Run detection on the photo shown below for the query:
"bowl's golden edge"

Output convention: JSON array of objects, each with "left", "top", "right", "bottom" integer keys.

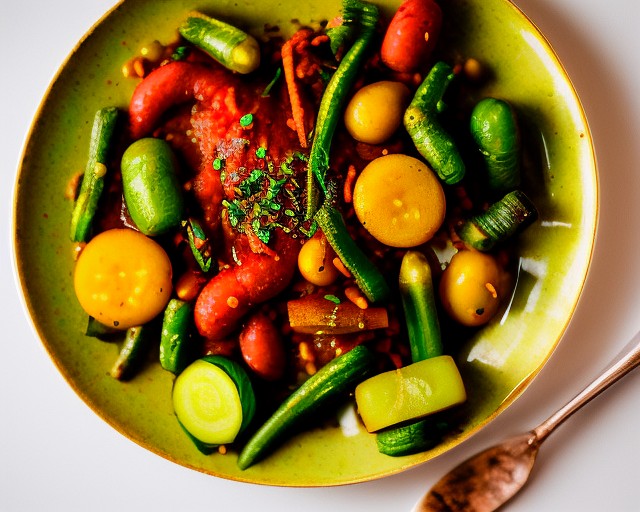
[{"left": 11, "top": 0, "right": 600, "bottom": 487}]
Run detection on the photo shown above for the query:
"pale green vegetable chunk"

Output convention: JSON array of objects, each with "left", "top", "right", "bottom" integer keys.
[{"left": 355, "top": 355, "right": 466, "bottom": 432}]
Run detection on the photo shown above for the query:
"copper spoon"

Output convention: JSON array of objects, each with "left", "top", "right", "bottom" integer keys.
[{"left": 414, "top": 329, "right": 640, "bottom": 512}]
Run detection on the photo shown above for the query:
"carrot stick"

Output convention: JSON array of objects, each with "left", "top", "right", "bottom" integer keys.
[
  {"left": 343, "top": 164, "right": 357, "bottom": 203},
  {"left": 287, "top": 293, "right": 388, "bottom": 335},
  {"left": 282, "top": 30, "right": 312, "bottom": 148}
]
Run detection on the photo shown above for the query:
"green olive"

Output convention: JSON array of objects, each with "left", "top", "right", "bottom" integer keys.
[
  {"left": 439, "top": 250, "right": 503, "bottom": 327},
  {"left": 121, "top": 138, "right": 185, "bottom": 236},
  {"left": 344, "top": 81, "right": 411, "bottom": 145}
]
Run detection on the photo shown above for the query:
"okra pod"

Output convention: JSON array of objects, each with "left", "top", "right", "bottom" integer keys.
[
  {"left": 404, "top": 61, "right": 465, "bottom": 185},
  {"left": 70, "top": 107, "right": 121, "bottom": 242}
]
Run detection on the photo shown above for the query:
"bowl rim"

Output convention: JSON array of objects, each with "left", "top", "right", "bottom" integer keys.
[{"left": 11, "top": 0, "right": 599, "bottom": 486}]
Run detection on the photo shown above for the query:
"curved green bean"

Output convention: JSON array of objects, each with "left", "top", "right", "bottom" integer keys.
[{"left": 404, "top": 61, "right": 465, "bottom": 185}]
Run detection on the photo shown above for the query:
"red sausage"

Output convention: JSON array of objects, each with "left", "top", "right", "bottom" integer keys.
[
  {"left": 239, "top": 312, "right": 287, "bottom": 381},
  {"left": 194, "top": 230, "right": 301, "bottom": 340},
  {"left": 194, "top": 268, "right": 252, "bottom": 340},
  {"left": 381, "top": 0, "right": 443, "bottom": 73},
  {"left": 128, "top": 61, "right": 227, "bottom": 139}
]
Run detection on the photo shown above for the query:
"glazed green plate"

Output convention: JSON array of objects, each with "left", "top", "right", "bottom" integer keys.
[{"left": 13, "top": 0, "right": 597, "bottom": 486}]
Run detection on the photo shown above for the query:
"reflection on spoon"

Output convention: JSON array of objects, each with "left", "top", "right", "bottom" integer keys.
[{"left": 414, "top": 329, "right": 640, "bottom": 512}]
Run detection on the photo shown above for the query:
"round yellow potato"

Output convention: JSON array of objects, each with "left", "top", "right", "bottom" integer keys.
[
  {"left": 74, "top": 228, "right": 173, "bottom": 329},
  {"left": 298, "top": 234, "right": 340, "bottom": 286},
  {"left": 352, "top": 154, "right": 446, "bottom": 247},
  {"left": 439, "top": 249, "right": 503, "bottom": 327},
  {"left": 344, "top": 81, "right": 410, "bottom": 144}
]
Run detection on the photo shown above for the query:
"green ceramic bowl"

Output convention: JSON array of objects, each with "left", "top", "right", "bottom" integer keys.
[{"left": 13, "top": 0, "right": 597, "bottom": 486}]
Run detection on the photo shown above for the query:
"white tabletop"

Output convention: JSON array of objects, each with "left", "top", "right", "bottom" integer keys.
[{"left": 2, "top": 1, "right": 639, "bottom": 511}]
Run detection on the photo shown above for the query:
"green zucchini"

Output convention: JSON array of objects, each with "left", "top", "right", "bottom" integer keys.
[
  {"left": 470, "top": 97, "right": 521, "bottom": 194},
  {"left": 457, "top": 189, "right": 538, "bottom": 251},
  {"left": 111, "top": 325, "right": 152, "bottom": 381},
  {"left": 70, "top": 107, "right": 121, "bottom": 242},
  {"left": 237, "top": 344, "right": 377, "bottom": 470},
  {"left": 178, "top": 12, "right": 260, "bottom": 74},
  {"left": 121, "top": 138, "right": 185, "bottom": 236},
  {"left": 160, "top": 299, "right": 194, "bottom": 374},
  {"left": 173, "top": 356, "right": 256, "bottom": 453}
]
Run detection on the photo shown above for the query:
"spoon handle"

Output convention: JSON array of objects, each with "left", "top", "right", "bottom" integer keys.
[{"left": 533, "top": 330, "right": 640, "bottom": 442}]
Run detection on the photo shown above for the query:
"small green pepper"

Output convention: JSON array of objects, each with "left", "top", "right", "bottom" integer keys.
[
  {"left": 376, "top": 250, "right": 444, "bottom": 456},
  {"left": 404, "top": 61, "right": 465, "bottom": 185},
  {"left": 470, "top": 97, "right": 521, "bottom": 194}
]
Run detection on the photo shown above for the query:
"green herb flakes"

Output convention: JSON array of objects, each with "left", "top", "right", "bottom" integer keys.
[{"left": 240, "top": 113, "right": 254, "bottom": 127}]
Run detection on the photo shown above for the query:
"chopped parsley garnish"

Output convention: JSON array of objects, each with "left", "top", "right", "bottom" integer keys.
[
  {"left": 324, "top": 294, "right": 341, "bottom": 304},
  {"left": 221, "top": 152, "right": 313, "bottom": 245},
  {"left": 239, "top": 113, "right": 254, "bottom": 127}
]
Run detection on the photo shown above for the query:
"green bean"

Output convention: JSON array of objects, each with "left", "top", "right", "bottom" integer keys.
[
  {"left": 404, "top": 61, "right": 465, "bottom": 185},
  {"left": 160, "top": 299, "right": 195, "bottom": 374},
  {"left": 306, "top": 0, "right": 379, "bottom": 218},
  {"left": 315, "top": 203, "right": 390, "bottom": 303},
  {"left": 111, "top": 325, "right": 153, "bottom": 381}
]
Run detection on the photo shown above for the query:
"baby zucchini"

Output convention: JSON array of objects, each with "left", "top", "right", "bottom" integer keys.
[
  {"left": 121, "top": 138, "right": 185, "bottom": 236},
  {"left": 404, "top": 61, "right": 465, "bottom": 185},
  {"left": 470, "top": 97, "right": 521, "bottom": 194},
  {"left": 179, "top": 12, "right": 260, "bottom": 74},
  {"left": 457, "top": 189, "right": 538, "bottom": 251},
  {"left": 237, "top": 344, "right": 377, "bottom": 470},
  {"left": 70, "top": 107, "right": 121, "bottom": 242}
]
